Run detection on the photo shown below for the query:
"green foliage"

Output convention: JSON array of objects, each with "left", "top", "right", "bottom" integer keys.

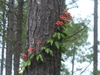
[
  {"left": 86, "top": 54, "right": 93, "bottom": 59},
  {"left": 19, "top": 54, "right": 34, "bottom": 73},
  {"left": 61, "top": 20, "right": 90, "bottom": 75},
  {"left": 41, "top": 47, "right": 53, "bottom": 56},
  {"left": 54, "top": 41, "right": 62, "bottom": 49},
  {"left": 46, "top": 38, "right": 54, "bottom": 45},
  {"left": 63, "top": 22, "right": 89, "bottom": 55},
  {"left": 21, "top": 24, "right": 26, "bottom": 52},
  {"left": 21, "top": 7, "right": 27, "bottom": 52},
  {"left": 36, "top": 54, "right": 43, "bottom": 62},
  {"left": 20, "top": 59, "right": 31, "bottom": 71}
]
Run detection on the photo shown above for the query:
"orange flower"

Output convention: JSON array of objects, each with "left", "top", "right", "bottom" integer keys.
[
  {"left": 59, "top": 21, "right": 63, "bottom": 26},
  {"left": 59, "top": 15, "right": 64, "bottom": 19},
  {"left": 63, "top": 10, "right": 72, "bottom": 20},
  {"left": 22, "top": 53, "right": 28, "bottom": 58},
  {"left": 56, "top": 21, "right": 63, "bottom": 26},
  {"left": 27, "top": 48, "right": 35, "bottom": 52},
  {"left": 37, "top": 40, "right": 43, "bottom": 45},
  {"left": 56, "top": 21, "right": 60, "bottom": 25},
  {"left": 59, "top": 15, "right": 68, "bottom": 22}
]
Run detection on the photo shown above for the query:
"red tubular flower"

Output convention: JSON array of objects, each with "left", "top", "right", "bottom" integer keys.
[
  {"left": 56, "top": 21, "right": 60, "bottom": 25},
  {"left": 22, "top": 53, "right": 28, "bottom": 58},
  {"left": 59, "top": 15, "right": 69, "bottom": 22},
  {"left": 59, "top": 21, "right": 63, "bottom": 26},
  {"left": 59, "top": 15, "right": 64, "bottom": 19},
  {"left": 62, "top": 17, "right": 67, "bottom": 21},
  {"left": 37, "top": 40, "right": 43, "bottom": 45},
  {"left": 27, "top": 48, "right": 35, "bottom": 52},
  {"left": 56, "top": 21, "right": 63, "bottom": 26},
  {"left": 63, "top": 10, "right": 72, "bottom": 20}
]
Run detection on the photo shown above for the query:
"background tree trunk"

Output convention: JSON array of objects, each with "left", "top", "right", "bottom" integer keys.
[
  {"left": 14, "top": 0, "right": 23, "bottom": 75},
  {"left": 72, "top": 46, "right": 76, "bottom": 75},
  {"left": 93, "top": 0, "right": 98, "bottom": 75},
  {"left": 1, "top": 0, "right": 6, "bottom": 74},
  {"left": 6, "top": 0, "right": 15, "bottom": 75},
  {"left": 23, "top": 0, "right": 65, "bottom": 75}
]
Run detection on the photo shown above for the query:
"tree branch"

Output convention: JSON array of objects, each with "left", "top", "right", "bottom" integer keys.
[
  {"left": 80, "top": 61, "right": 92, "bottom": 75},
  {"left": 67, "top": 26, "right": 87, "bottom": 39}
]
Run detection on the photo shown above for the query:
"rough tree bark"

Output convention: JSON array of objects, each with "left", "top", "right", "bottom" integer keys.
[
  {"left": 23, "top": 0, "right": 65, "bottom": 75},
  {"left": 6, "top": 0, "right": 15, "bottom": 75},
  {"left": 14, "top": 0, "right": 23, "bottom": 75}
]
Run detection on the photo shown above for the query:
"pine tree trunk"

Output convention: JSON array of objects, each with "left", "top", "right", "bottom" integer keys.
[
  {"left": 93, "top": 0, "right": 98, "bottom": 74},
  {"left": 14, "top": 0, "right": 23, "bottom": 75},
  {"left": 6, "top": 0, "right": 15, "bottom": 75},
  {"left": 23, "top": 0, "right": 65, "bottom": 75}
]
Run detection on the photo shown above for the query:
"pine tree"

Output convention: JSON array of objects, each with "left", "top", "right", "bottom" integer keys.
[
  {"left": 6, "top": 0, "right": 15, "bottom": 75},
  {"left": 23, "top": 0, "right": 65, "bottom": 75},
  {"left": 93, "top": 0, "right": 98, "bottom": 74}
]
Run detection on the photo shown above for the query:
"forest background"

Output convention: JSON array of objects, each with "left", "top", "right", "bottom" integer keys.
[{"left": 0, "top": 0, "right": 100, "bottom": 75}]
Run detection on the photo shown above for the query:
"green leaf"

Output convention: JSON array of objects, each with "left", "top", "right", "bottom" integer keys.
[
  {"left": 46, "top": 39, "right": 54, "bottom": 45},
  {"left": 55, "top": 41, "right": 60, "bottom": 49},
  {"left": 49, "top": 50, "right": 53, "bottom": 56},
  {"left": 36, "top": 54, "right": 40, "bottom": 61},
  {"left": 45, "top": 48, "right": 49, "bottom": 54},
  {"left": 61, "top": 33, "right": 66, "bottom": 39},
  {"left": 43, "top": 47, "right": 53, "bottom": 56},
  {"left": 57, "top": 32, "right": 61, "bottom": 40},
  {"left": 27, "top": 60, "right": 31, "bottom": 66},
  {"left": 39, "top": 54, "right": 43, "bottom": 62},
  {"left": 53, "top": 32, "right": 61, "bottom": 40},
  {"left": 23, "top": 61, "right": 28, "bottom": 67},
  {"left": 62, "top": 25, "right": 67, "bottom": 30},
  {"left": 53, "top": 32, "right": 57, "bottom": 37},
  {"left": 36, "top": 54, "right": 43, "bottom": 62},
  {"left": 41, "top": 46, "right": 46, "bottom": 50},
  {"left": 30, "top": 54, "right": 34, "bottom": 59},
  {"left": 22, "top": 66, "right": 25, "bottom": 71},
  {"left": 61, "top": 47, "right": 65, "bottom": 53}
]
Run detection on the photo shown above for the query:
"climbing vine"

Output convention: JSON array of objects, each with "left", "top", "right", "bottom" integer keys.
[{"left": 19, "top": 10, "right": 72, "bottom": 74}]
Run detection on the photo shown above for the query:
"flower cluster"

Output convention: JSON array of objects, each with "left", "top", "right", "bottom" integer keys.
[
  {"left": 63, "top": 10, "right": 72, "bottom": 20},
  {"left": 22, "top": 40, "right": 43, "bottom": 59},
  {"left": 56, "top": 10, "right": 72, "bottom": 26}
]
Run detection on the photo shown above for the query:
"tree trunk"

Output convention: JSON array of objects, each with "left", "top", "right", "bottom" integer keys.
[
  {"left": 1, "top": 1, "right": 6, "bottom": 75},
  {"left": 23, "top": 0, "right": 65, "bottom": 75},
  {"left": 6, "top": 0, "right": 15, "bottom": 75},
  {"left": 72, "top": 48, "right": 75, "bottom": 75},
  {"left": 14, "top": 0, "right": 23, "bottom": 75},
  {"left": 93, "top": 0, "right": 98, "bottom": 75}
]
